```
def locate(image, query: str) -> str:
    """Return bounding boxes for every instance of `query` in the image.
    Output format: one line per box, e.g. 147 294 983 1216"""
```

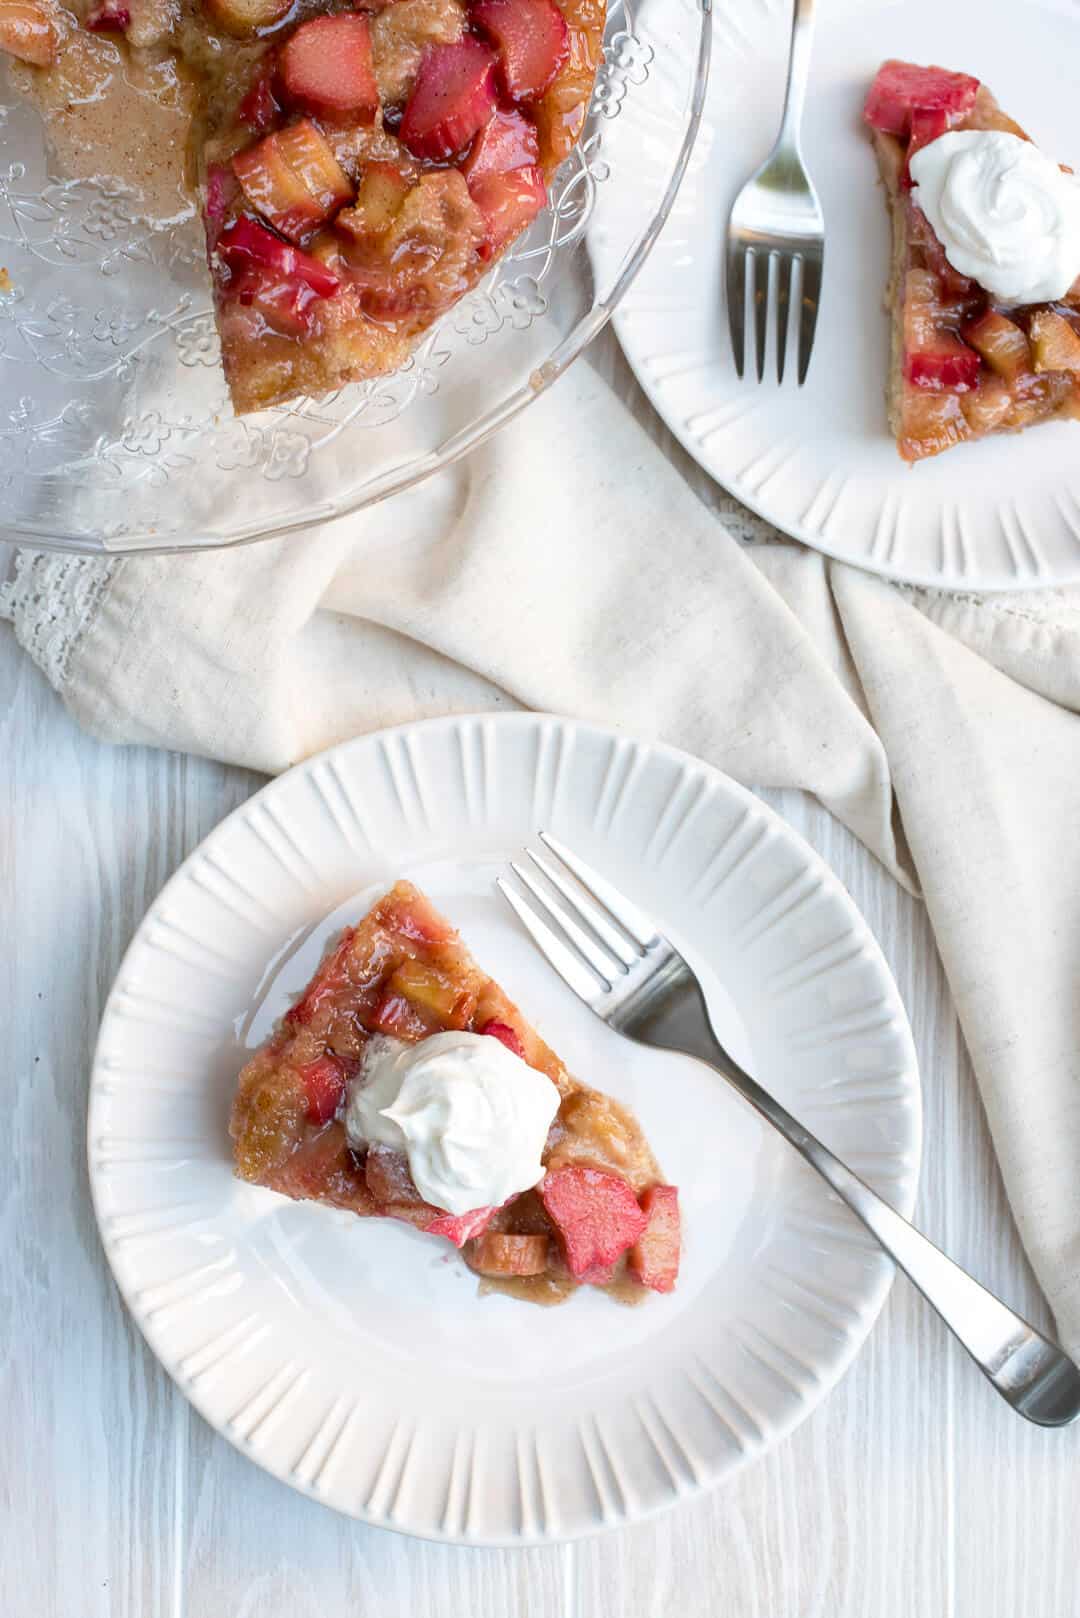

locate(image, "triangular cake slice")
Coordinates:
231 881 680 1303
864 60 1080 462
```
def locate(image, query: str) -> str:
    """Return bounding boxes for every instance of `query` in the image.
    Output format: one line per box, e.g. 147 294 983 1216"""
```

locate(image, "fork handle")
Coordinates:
777 0 816 150
685 1031 1080 1427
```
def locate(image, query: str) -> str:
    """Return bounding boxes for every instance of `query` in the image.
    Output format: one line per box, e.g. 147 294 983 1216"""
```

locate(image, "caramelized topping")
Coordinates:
870 61 1080 460
229 882 680 1302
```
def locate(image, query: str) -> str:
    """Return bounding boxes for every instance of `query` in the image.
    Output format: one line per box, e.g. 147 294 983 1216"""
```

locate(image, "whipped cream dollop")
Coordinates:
344 1030 559 1215
910 130 1080 305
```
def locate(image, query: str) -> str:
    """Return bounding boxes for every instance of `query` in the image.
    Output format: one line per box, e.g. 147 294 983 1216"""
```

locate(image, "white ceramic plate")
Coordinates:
88 714 921 1545
597 0 1080 590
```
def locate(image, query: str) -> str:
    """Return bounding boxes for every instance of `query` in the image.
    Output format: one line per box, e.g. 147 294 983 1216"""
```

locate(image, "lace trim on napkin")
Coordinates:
0 552 117 689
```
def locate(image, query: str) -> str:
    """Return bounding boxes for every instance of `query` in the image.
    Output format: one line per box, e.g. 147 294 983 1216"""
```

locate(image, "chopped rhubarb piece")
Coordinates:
462 105 540 180
908 105 948 153
902 105 949 186
1029 309 1080 374
335 162 412 241
86 0 130 30
205 0 292 36
296 1052 350 1124
280 14 380 122
899 387 971 461
399 37 498 161
472 0 569 102
369 989 432 1040
0 1 57 65
227 268 321 337
425 1205 496 1247
467 163 546 259
904 271 973 354
232 135 317 240
469 1231 550 1276
389 958 474 1025
282 924 355 1027
961 378 1014 435
276 119 353 212
905 336 981 391
365 1144 426 1204
204 163 240 252
628 1184 680 1293
964 309 1031 381
479 1019 525 1058
864 59 979 137
232 120 352 243
223 218 346 297
238 64 280 134
539 1164 647 1282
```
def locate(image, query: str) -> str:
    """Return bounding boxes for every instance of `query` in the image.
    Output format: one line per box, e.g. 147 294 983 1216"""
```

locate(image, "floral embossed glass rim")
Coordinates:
0 0 710 554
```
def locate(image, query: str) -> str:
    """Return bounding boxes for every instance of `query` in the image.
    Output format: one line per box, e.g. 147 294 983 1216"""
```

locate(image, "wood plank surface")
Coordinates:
3 345 1079 1616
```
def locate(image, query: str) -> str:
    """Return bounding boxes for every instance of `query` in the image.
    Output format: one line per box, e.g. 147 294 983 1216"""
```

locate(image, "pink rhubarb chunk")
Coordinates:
479 1018 526 1058
238 63 280 133
369 990 432 1040
400 37 498 161
539 1164 647 1282
86 0 130 30
905 334 982 391
864 59 979 137
424 1205 496 1247
231 120 353 244
463 104 539 178
280 13 380 122
471 0 569 102
467 164 546 259
903 105 949 186
628 1184 680 1293
204 162 240 254
296 1052 351 1124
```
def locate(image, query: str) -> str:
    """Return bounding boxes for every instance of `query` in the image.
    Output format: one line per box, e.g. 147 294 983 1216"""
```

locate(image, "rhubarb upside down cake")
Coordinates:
0 0 605 410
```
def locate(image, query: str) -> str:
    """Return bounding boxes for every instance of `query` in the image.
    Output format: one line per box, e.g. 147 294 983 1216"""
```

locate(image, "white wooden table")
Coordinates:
4 349 1078 1616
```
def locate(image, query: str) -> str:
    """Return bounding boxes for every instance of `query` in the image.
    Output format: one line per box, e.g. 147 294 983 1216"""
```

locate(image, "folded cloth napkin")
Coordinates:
5 346 1080 1352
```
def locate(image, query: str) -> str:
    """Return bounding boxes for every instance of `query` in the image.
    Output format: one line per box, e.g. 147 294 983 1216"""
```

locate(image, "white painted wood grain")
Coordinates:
0 634 566 1618
3 340 1080 1617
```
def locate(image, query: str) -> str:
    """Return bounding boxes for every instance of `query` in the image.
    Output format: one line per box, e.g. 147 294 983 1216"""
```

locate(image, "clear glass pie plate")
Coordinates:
0 0 709 553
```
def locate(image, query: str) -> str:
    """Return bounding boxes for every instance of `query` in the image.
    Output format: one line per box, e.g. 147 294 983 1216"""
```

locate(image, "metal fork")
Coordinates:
499 832 1080 1428
725 0 824 383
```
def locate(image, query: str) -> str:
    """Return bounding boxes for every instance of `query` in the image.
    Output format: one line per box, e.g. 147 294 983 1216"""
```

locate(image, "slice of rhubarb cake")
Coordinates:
864 59 1080 461
231 881 681 1304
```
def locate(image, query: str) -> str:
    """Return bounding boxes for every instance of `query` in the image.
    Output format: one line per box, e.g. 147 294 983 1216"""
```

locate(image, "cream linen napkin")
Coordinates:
4 355 1080 1351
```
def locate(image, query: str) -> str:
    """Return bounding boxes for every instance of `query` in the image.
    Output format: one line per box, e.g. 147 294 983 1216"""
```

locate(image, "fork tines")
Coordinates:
726 242 823 386
496 832 657 1004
